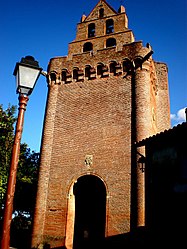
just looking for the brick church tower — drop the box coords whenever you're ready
[32,1,170,248]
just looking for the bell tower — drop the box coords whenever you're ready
[32,1,170,248]
[68,0,132,58]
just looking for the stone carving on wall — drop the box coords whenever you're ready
[85,155,93,167]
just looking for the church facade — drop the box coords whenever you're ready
[31,1,170,248]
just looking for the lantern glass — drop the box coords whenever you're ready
[14,56,42,96]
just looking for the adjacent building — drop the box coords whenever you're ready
[137,121,187,246]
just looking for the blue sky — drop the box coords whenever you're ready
[0,0,186,152]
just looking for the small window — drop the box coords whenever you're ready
[106,19,114,34]
[110,62,117,75]
[61,71,67,82]
[106,38,116,48]
[85,66,91,79]
[97,64,103,77]
[123,60,132,74]
[88,23,95,38]
[50,73,56,82]
[83,42,93,52]
[73,68,79,81]
[134,57,143,70]
[99,8,104,18]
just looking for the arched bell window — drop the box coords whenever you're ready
[83,42,93,52]
[88,23,95,38]
[106,38,116,48]
[106,19,114,34]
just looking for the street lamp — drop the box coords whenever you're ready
[138,155,146,173]
[1,56,42,249]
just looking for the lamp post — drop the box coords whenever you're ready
[1,56,42,249]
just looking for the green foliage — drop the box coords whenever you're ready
[0,104,40,248]
[0,104,17,216]
[14,143,40,214]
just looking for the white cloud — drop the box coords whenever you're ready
[170,107,186,125]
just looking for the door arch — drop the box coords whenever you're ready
[73,175,106,249]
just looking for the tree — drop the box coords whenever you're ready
[11,144,40,248]
[0,104,40,248]
[14,143,39,215]
[0,104,17,217]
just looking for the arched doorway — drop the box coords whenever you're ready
[73,175,106,249]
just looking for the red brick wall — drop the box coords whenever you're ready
[155,62,171,131]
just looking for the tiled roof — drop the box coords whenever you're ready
[136,122,187,147]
